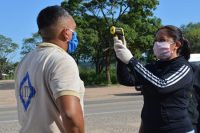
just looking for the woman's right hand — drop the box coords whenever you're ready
[114,37,133,64]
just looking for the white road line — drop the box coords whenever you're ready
[85,100,143,107]
[85,109,141,116]
[0,105,16,108]
[0,120,18,123]
[0,110,140,123]
[0,110,17,114]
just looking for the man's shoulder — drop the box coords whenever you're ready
[36,43,75,64]
[45,50,77,72]
[19,45,76,69]
[49,50,75,64]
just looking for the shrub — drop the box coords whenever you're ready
[79,65,117,86]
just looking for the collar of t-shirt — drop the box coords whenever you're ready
[38,42,66,53]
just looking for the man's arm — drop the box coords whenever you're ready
[56,95,84,133]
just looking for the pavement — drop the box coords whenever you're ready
[0,80,139,106]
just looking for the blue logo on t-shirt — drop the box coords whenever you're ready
[19,72,36,111]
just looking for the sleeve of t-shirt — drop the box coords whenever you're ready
[48,56,81,99]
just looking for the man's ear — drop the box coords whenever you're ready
[62,28,69,41]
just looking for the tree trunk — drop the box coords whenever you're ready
[95,51,102,74]
[95,61,100,74]
[105,49,111,84]
[95,57,99,74]
[0,71,3,80]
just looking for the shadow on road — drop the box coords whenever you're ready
[0,82,14,90]
[114,92,142,97]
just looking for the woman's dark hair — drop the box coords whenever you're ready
[156,25,191,60]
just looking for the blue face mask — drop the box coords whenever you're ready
[67,32,79,53]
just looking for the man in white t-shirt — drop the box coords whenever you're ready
[15,5,85,133]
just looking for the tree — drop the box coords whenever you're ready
[20,33,42,57]
[61,0,161,84]
[181,23,200,53]
[0,34,18,79]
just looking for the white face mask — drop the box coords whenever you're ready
[153,41,173,60]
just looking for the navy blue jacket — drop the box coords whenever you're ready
[117,56,193,133]
[188,63,200,132]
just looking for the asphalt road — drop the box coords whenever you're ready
[85,96,143,133]
[0,96,143,133]
[0,80,143,133]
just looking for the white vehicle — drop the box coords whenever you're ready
[189,53,200,66]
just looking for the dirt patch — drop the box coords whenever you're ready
[0,90,16,106]
[0,80,139,106]
[85,85,138,101]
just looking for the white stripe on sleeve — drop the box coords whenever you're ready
[134,62,190,88]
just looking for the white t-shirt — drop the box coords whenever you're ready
[15,42,85,133]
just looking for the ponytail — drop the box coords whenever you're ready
[179,38,191,60]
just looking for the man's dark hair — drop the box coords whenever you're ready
[37,5,70,31]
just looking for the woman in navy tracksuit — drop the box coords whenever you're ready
[114,25,194,133]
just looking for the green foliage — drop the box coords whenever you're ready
[181,23,200,53]
[0,35,18,58]
[61,0,161,84]
[79,64,117,86]
[0,34,18,80]
[0,61,18,80]
[17,1,161,84]
[21,33,42,57]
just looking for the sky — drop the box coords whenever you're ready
[1,0,200,62]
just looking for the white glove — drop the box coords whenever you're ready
[114,37,133,64]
